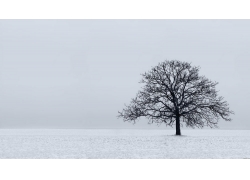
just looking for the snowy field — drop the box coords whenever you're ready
[0,129,250,159]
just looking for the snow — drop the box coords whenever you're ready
[0,129,250,159]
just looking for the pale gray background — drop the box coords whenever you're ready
[0,20,248,129]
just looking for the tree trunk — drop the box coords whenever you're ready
[176,115,181,135]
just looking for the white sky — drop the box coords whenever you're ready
[0,20,249,129]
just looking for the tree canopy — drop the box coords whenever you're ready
[118,60,234,135]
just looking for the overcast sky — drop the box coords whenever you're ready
[0,20,249,129]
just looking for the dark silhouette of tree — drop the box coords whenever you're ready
[118,60,234,135]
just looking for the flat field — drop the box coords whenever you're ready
[0,129,249,159]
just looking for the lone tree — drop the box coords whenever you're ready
[118,60,234,135]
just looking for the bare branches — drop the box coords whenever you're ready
[118,60,234,130]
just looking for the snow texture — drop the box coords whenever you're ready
[0,129,249,159]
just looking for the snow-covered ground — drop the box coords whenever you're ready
[0,129,249,159]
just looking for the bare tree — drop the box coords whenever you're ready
[118,60,234,135]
